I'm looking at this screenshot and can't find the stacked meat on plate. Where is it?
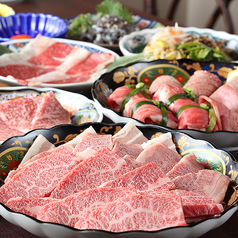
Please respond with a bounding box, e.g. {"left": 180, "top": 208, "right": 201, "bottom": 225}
{"left": 0, "top": 121, "right": 230, "bottom": 232}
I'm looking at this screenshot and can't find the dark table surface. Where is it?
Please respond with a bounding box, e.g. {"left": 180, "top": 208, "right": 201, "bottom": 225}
{"left": 0, "top": 0, "right": 238, "bottom": 237}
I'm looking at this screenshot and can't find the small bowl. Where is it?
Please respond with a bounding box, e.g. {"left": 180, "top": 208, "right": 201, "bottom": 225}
{"left": 0, "top": 12, "right": 68, "bottom": 42}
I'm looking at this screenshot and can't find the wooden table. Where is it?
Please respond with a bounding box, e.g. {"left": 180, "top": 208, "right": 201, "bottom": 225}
{"left": 1, "top": 0, "right": 238, "bottom": 238}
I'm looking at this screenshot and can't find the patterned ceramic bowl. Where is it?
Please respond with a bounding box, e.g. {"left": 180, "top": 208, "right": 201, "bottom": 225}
{"left": 91, "top": 59, "right": 238, "bottom": 158}
{"left": 0, "top": 122, "right": 237, "bottom": 238}
{"left": 0, "top": 12, "right": 68, "bottom": 42}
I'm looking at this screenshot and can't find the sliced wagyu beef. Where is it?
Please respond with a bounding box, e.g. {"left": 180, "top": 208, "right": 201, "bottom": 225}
{"left": 73, "top": 133, "right": 113, "bottom": 154}
{"left": 0, "top": 97, "right": 40, "bottom": 133}
{"left": 0, "top": 145, "right": 83, "bottom": 204}
{"left": 166, "top": 153, "right": 205, "bottom": 179}
{"left": 31, "top": 92, "right": 71, "bottom": 130}
{"left": 136, "top": 142, "right": 182, "bottom": 174}
{"left": 50, "top": 147, "right": 133, "bottom": 199}
{"left": 100, "top": 162, "right": 175, "bottom": 193}
{"left": 74, "top": 194, "right": 187, "bottom": 232}
{"left": 183, "top": 70, "right": 222, "bottom": 97}
{"left": 112, "top": 120, "right": 148, "bottom": 144}
{"left": 112, "top": 141, "right": 144, "bottom": 160}
{"left": 6, "top": 197, "right": 58, "bottom": 218}
{"left": 157, "top": 190, "right": 224, "bottom": 219}
{"left": 172, "top": 170, "right": 230, "bottom": 203}
{"left": 37, "top": 187, "right": 136, "bottom": 227}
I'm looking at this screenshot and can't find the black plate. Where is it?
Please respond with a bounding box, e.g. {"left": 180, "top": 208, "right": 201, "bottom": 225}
{"left": 0, "top": 122, "right": 237, "bottom": 238}
{"left": 91, "top": 59, "right": 238, "bottom": 158}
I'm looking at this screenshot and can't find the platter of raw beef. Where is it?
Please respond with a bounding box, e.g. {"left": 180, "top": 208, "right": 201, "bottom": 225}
{"left": 0, "top": 86, "right": 103, "bottom": 142}
{"left": 0, "top": 121, "right": 237, "bottom": 238}
{"left": 92, "top": 59, "right": 238, "bottom": 158}
{"left": 0, "top": 35, "right": 119, "bottom": 91}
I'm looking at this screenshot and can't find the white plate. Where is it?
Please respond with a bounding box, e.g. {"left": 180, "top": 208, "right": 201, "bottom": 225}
{"left": 0, "top": 86, "right": 103, "bottom": 143}
{"left": 0, "top": 38, "right": 119, "bottom": 92}
{"left": 119, "top": 26, "right": 238, "bottom": 60}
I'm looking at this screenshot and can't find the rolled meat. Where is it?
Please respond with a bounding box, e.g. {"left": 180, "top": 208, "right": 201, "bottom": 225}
{"left": 107, "top": 86, "right": 136, "bottom": 112}
{"left": 149, "top": 75, "right": 182, "bottom": 95}
{"left": 123, "top": 95, "right": 178, "bottom": 128}
{"left": 153, "top": 84, "right": 209, "bottom": 131}
{"left": 183, "top": 70, "right": 222, "bottom": 97}
{"left": 199, "top": 96, "right": 238, "bottom": 131}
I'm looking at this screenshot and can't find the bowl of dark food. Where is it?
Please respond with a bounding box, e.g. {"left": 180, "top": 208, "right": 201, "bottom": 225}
{"left": 0, "top": 86, "right": 103, "bottom": 143}
{"left": 92, "top": 58, "right": 238, "bottom": 158}
{"left": 66, "top": 0, "right": 162, "bottom": 53}
{"left": 119, "top": 25, "right": 238, "bottom": 62}
{"left": 0, "top": 35, "right": 119, "bottom": 91}
{"left": 0, "top": 12, "right": 68, "bottom": 42}
{"left": 0, "top": 121, "right": 237, "bottom": 238}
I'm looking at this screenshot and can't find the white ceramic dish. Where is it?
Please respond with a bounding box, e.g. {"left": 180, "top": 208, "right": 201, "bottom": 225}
{"left": 0, "top": 38, "right": 119, "bottom": 92}
{"left": 0, "top": 86, "right": 103, "bottom": 143}
{"left": 119, "top": 26, "right": 238, "bottom": 60}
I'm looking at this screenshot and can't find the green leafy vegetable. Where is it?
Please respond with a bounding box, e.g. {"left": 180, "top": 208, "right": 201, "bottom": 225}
{"left": 177, "top": 41, "right": 232, "bottom": 62}
{"left": 0, "top": 45, "right": 13, "bottom": 55}
{"left": 106, "top": 52, "right": 151, "bottom": 72}
{"left": 67, "top": 14, "right": 93, "bottom": 39}
{"left": 96, "top": 0, "right": 134, "bottom": 24}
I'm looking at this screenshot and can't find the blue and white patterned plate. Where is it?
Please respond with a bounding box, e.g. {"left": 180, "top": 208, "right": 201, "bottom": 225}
{"left": 0, "top": 38, "right": 119, "bottom": 91}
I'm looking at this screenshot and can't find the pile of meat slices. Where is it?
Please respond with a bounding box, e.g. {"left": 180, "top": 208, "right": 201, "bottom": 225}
{"left": 0, "top": 92, "right": 71, "bottom": 141}
{"left": 108, "top": 70, "right": 238, "bottom": 131}
{"left": 0, "top": 35, "right": 115, "bottom": 85}
{"left": 0, "top": 121, "right": 231, "bottom": 233}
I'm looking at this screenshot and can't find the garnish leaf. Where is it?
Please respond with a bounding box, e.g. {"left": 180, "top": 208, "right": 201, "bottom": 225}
{"left": 96, "top": 0, "right": 134, "bottom": 24}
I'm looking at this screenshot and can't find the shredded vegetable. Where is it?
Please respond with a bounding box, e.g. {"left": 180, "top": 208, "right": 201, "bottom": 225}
{"left": 143, "top": 24, "right": 190, "bottom": 61}
{"left": 143, "top": 24, "right": 233, "bottom": 62}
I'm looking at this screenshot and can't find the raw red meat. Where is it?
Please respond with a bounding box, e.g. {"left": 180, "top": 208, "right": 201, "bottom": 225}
{"left": 107, "top": 86, "right": 135, "bottom": 112}
{"left": 172, "top": 170, "right": 231, "bottom": 203}
{"left": 31, "top": 92, "right": 71, "bottom": 129}
{"left": 0, "top": 97, "right": 39, "bottom": 133}
{"left": 6, "top": 197, "right": 58, "bottom": 218}
{"left": 136, "top": 142, "right": 182, "bottom": 174}
{"left": 0, "top": 117, "right": 23, "bottom": 141}
{"left": 166, "top": 153, "right": 205, "bottom": 179}
{"left": 157, "top": 190, "right": 224, "bottom": 218}
{"left": 199, "top": 95, "right": 238, "bottom": 131}
{"left": 0, "top": 144, "right": 83, "bottom": 204}
{"left": 152, "top": 83, "right": 185, "bottom": 103}
{"left": 123, "top": 95, "right": 178, "bottom": 128}
{"left": 73, "top": 133, "right": 113, "bottom": 154}
{"left": 149, "top": 75, "right": 182, "bottom": 94}
{"left": 50, "top": 147, "right": 133, "bottom": 199}
{"left": 183, "top": 70, "right": 221, "bottom": 97}
{"left": 100, "top": 162, "right": 175, "bottom": 193}
{"left": 112, "top": 120, "right": 148, "bottom": 144}
{"left": 28, "top": 42, "right": 74, "bottom": 67}
{"left": 75, "top": 194, "right": 187, "bottom": 232}
{"left": 37, "top": 187, "right": 136, "bottom": 227}
{"left": 122, "top": 155, "right": 142, "bottom": 168}
{"left": 210, "top": 84, "right": 238, "bottom": 113}
{"left": 112, "top": 141, "right": 143, "bottom": 160}
{"left": 0, "top": 35, "right": 115, "bottom": 85}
